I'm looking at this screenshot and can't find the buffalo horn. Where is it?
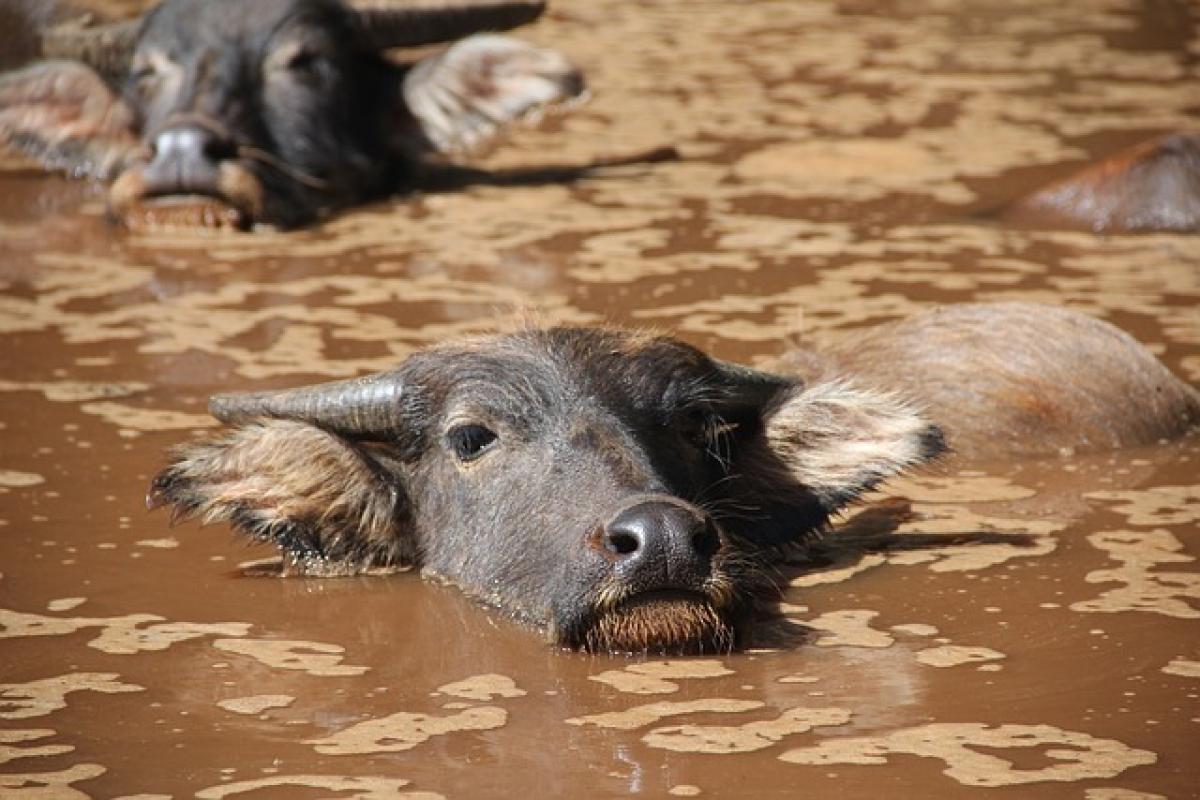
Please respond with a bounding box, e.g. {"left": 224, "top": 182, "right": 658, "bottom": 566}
{"left": 40, "top": 17, "right": 141, "bottom": 78}
{"left": 355, "top": 1, "right": 546, "bottom": 49}
{"left": 209, "top": 371, "right": 407, "bottom": 439}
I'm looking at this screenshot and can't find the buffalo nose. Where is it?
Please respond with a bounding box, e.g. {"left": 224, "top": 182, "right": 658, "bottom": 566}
{"left": 602, "top": 501, "right": 721, "bottom": 590}
{"left": 152, "top": 127, "right": 217, "bottom": 163}
{"left": 143, "top": 125, "right": 231, "bottom": 193}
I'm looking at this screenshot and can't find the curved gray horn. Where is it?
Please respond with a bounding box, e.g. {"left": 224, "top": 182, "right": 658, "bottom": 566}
{"left": 355, "top": 1, "right": 546, "bottom": 49}
{"left": 40, "top": 17, "right": 142, "bottom": 78}
{"left": 209, "top": 371, "right": 407, "bottom": 439}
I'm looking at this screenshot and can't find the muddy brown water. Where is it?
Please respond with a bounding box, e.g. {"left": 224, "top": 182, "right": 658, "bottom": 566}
{"left": 2, "top": 0, "right": 1200, "bottom": 797}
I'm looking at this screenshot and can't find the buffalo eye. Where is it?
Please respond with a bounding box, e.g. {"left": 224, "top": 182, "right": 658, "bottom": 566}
{"left": 278, "top": 44, "right": 335, "bottom": 84}
{"left": 129, "top": 61, "right": 158, "bottom": 93}
{"left": 445, "top": 424, "right": 498, "bottom": 464}
{"left": 673, "top": 404, "right": 742, "bottom": 468}
{"left": 265, "top": 41, "right": 330, "bottom": 83}
{"left": 285, "top": 49, "right": 319, "bottom": 73}
{"left": 672, "top": 405, "right": 713, "bottom": 447}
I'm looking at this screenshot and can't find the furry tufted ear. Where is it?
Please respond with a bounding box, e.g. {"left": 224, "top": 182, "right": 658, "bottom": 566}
{"left": 148, "top": 420, "right": 412, "bottom": 575}
{"left": 402, "top": 34, "right": 584, "bottom": 153}
{"left": 763, "top": 380, "right": 945, "bottom": 512}
{"left": 0, "top": 60, "right": 140, "bottom": 179}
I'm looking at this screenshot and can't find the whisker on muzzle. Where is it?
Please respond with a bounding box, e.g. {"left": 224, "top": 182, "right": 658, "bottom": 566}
{"left": 237, "top": 145, "right": 331, "bottom": 191}
{"left": 592, "top": 577, "right": 634, "bottom": 615}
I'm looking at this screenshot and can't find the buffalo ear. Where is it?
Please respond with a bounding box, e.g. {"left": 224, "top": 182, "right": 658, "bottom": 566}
{"left": 401, "top": 34, "right": 584, "bottom": 154}
{"left": 762, "top": 380, "right": 945, "bottom": 512}
{"left": 148, "top": 420, "right": 413, "bottom": 576}
{"left": 0, "top": 60, "right": 139, "bottom": 179}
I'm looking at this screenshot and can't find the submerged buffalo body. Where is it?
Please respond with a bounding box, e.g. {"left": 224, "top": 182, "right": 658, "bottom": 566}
{"left": 0, "top": 0, "right": 583, "bottom": 229}
{"left": 150, "top": 303, "right": 1200, "bottom": 653}
{"left": 1005, "top": 132, "right": 1200, "bottom": 233}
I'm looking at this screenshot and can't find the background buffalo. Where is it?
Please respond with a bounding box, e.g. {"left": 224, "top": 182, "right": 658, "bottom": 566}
{"left": 0, "top": 0, "right": 585, "bottom": 229}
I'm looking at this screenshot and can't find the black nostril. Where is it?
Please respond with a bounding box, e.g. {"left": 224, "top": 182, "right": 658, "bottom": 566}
{"left": 203, "top": 136, "right": 236, "bottom": 161}
{"left": 150, "top": 126, "right": 232, "bottom": 164}
{"left": 599, "top": 499, "right": 721, "bottom": 582}
{"left": 692, "top": 518, "right": 720, "bottom": 560}
{"left": 605, "top": 529, "right": 641, "bottom": 556}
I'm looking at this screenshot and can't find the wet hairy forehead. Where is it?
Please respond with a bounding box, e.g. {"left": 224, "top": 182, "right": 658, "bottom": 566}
{"left": 412, "top": 330, "right": 723, "bottom": 420}
{"left": 140, "top": 0, "right": 353, "bottom": 52}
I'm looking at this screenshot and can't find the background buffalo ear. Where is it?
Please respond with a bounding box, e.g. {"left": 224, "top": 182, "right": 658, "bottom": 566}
{"left": 761, "top": 380, "right": 946, "bottom": 512}
{"left": 401, "top": 34, "right": 585, "bottom": 154}
{"left": 148, "top": 419, "right": 414, "bottom": 576}
{"left": 0, "top": 60, "right": 140, "bottom": 180}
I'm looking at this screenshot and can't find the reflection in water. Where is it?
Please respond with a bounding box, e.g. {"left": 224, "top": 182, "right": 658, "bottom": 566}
{"left": 307, "top": 706, "right": 509, "bottom": 756}
{"left": 1, "top": 0, "right": 1198, "bottom": 797}
{"left": 643, "top": 706, "right": 852, "bottom": 754}
{"left": 779, "top": 722, "right": 1158, "bottom": 787}
{"left": 0, "top": 674, "right": 143, "bottom": 720}
{"left": 1070, "top": 529, "right": 1199, "bottom": 619}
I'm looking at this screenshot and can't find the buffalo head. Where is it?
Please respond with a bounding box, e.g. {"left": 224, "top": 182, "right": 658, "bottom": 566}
{"left": 149, "top": 327, "right": 943, "bottom": 653}
{"left": 0, "top": 0, "right": 584, "bottom": 229}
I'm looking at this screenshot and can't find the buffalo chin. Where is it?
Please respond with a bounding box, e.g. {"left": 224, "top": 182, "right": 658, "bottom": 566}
{"left": 116, "top": 194, "right": 249, "bottom": 232}
{"left": 109, "top": 162, "right": 265, "bottom": 232}
{"left": 579, "top": 592, "right": 736, "bottom": 655}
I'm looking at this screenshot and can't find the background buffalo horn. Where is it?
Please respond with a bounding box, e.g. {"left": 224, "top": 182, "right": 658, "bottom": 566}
{"left": 40, "top": 17, "right": 141, "bottom": 78}
{"left": 209, "top": 371, "right": 407, "bottom": 439}
{"left": 355, "top": 1, "right": 546, "bottom": 49}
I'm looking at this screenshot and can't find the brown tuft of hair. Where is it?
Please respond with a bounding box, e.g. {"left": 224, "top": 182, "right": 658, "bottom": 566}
{"left": 582, "top": 596, "right": 735, "bottom": 655}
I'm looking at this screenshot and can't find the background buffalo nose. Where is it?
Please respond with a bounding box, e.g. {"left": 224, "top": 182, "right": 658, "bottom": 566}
{"left": 143, "top": 125, "right": 233, "bottom": 193}
{"left": 602, "top": 501, "right": 721, "bottom": 589}
{"left": 151, "top": 126, "right": 224, "bottom": 164}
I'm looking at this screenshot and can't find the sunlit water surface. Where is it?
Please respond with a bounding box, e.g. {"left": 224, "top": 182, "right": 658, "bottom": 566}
{"left": 1, "top": 0, "right": 1198, "bottom": 797}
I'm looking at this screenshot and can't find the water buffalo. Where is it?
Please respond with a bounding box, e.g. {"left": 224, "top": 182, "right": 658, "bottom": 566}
{"left": 0, "top": 0, "right": 584, "bottom": 229}
{"left": 1005, "top": 132, "right": 1200, "bottom": 233}
{"left": 149, "top": 303, "right": 1199, "bottom": 653}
